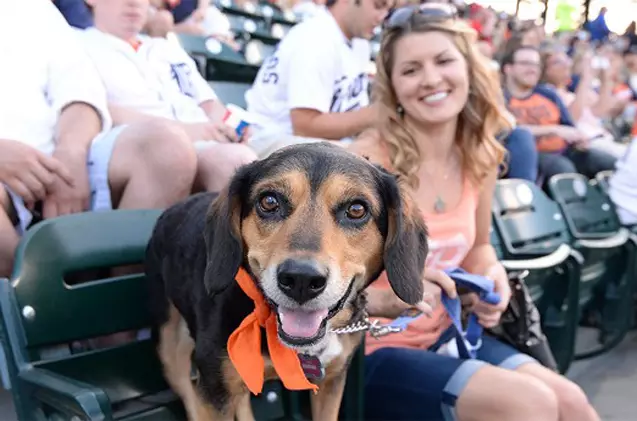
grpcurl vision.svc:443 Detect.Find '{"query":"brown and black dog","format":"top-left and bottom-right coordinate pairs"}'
top-left (145, 142), bottom-right (428, 421)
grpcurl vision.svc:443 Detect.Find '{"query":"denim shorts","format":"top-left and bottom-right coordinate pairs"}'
top-left (364, 332), bottom-right (537, 421)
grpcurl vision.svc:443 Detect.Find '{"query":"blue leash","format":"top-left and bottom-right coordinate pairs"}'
top-left (440, 268), bottom-right (500, 359)
top-left (368, 268), bottom-right (500, 360)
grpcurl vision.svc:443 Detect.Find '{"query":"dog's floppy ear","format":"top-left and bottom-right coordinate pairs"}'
top-left (203, 164), bottom-right (254, 296)
top-left (379, 170), bottom-right (428, 305)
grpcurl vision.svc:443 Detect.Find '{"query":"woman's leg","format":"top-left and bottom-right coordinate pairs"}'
top-left (475, 336), bottom-right (599, 421)
top-left (364, 345), bottom-right (559, 421)
top-left (517, 363), bottom-right (600, 421)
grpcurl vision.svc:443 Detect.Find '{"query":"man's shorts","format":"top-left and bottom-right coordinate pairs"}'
top-left (6, 125), bottom-right (124, 235)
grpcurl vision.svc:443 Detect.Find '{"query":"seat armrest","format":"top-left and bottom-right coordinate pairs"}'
top-left (20, 367), bottom-right (111, 420)
top-left (500, 244), bottom-right (574, 271)
top-left (576, 228), bottom-right (630, 250)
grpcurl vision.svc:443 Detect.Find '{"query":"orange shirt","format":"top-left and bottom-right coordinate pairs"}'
top-left (506, 84), bottom-right (575, 153)
top-left (365, 178), bottom-right (480, 354)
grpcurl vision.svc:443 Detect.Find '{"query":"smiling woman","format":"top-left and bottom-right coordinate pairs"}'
top-left (348, 3), bottom-right (600, 421)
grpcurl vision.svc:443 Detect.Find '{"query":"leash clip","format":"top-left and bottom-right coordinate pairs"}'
top-left (368, 319), bottom-right (403, 338)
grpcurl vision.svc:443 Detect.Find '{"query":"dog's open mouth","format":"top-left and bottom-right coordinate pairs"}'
top-left (275, 278), bottom-right (355, 347)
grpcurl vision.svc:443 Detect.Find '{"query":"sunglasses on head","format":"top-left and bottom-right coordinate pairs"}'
top-left (383, 3), bottom-right (458, 31)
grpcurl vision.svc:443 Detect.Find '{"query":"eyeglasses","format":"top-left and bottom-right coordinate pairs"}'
top-left (383, 3), bottom-right (458, 31)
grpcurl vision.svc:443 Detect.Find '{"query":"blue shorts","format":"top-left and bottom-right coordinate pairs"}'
top-left (364, 333), bottom-right (537, 421)
top-left (5, 125), bottom-right (123, 235)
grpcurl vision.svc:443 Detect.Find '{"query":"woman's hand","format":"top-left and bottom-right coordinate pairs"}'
top-left (466, 263), bottom-right (511, 328)
top-left (367, 268), bottom-right (458, 319)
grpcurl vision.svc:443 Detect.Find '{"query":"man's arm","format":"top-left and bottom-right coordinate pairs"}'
top-left (518, 124), bottom-right (564, 137)
top-left (55, 103), bottom-right (102, 155)
top-left (286, 40), bottom-right (374, 140)
top-left (291, 106), bottom-right (377, 139)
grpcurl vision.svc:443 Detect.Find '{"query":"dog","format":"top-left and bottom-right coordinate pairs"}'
top-left (145, 142), bottom-right (428, 421)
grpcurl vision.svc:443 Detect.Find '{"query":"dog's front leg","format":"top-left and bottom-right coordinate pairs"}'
top-left (194, 344), bottom-right (256, 421)
top-left (310, 372), bottom-right (348, 421)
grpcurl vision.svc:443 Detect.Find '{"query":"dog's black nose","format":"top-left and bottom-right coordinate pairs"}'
top-left (276, 259), bottom-right (328, 305)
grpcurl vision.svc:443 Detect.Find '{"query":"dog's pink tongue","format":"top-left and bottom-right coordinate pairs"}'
top-left (278, 308), bottom-right (329, 338)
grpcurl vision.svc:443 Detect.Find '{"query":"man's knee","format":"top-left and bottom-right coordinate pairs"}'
top-left (111, 120), bottom-right (198, 182)
top-left (539, 153), bottom-right (576, 179)
top-left (197, 143), bottom-right (257, 172)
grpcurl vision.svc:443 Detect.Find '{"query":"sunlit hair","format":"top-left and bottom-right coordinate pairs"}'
top-left (373, 14), bottom-right (511, 189)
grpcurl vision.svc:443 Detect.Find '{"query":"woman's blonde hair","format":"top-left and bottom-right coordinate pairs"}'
top-left (373, 14), bottom-right (511, 189)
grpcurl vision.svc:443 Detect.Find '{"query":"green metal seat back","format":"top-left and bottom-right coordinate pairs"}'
top-left (547, 174), bottom-right (621, 239)
top-left (10, 209), bottom-right (162, 350)
top-left (490, 224), bottom-right (505, 260)
top-left (221, 7), bottom-right (270, 38)
top-left (210, 80), bottom-right (251, 109)
top-left (593, 170), bottom-right (613, 195)
top-left (176, 33), bottom-right (258, 82)
top-left (492, 179), bottom-right (570, 256)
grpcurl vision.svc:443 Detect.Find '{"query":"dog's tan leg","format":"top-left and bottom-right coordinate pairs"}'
top-left (234, 392), bottom-right (256, 421)
top-left (310, 372), bottom-right (348, 421)
top-left (158, 303), bottom-right (219, 421)
top-left (221, 358), bottom-right (256, 421)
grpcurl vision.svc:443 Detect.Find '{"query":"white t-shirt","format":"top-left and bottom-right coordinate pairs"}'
top-left (78, 28), bottom-right (217, 124)
top-left (0, 0), bottom-right (111, 155)
top-left (245, 9), bottom-right (371, 140)
top-left (609, 140), bottom-right (637, 225)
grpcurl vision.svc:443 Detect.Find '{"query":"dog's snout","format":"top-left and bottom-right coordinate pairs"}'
top-left (276, 259), bottom-right (328, 304)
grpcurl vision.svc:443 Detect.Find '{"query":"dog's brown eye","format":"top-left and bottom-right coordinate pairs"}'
top-left (346, 202), bottom-right (367, 219)
top-left (259, 194), bottom-right (279, 213)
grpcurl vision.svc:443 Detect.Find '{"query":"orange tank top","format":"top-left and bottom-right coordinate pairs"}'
top-left (365, 161), bottom-right (480, 354)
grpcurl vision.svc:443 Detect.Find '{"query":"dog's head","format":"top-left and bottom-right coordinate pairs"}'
top-left (204, 142), bottom-right (428, 350)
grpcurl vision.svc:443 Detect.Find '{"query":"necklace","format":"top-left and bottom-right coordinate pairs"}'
top-left (422, 156), bottom-right (456, 214)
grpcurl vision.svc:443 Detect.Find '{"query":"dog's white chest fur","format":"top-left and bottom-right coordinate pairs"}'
top-left (318, 333), bottom-right (343, 366)
top-left (298, 332), bottom-right (343, 367)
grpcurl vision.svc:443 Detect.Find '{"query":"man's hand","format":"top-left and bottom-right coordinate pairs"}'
top-left (554, 126), bottom-right (587, 145)
top-left (182, 121), bottom-right (240, 143)
top-left (42, 147), bottom-right (90, 219)
top-left (0, 139), bottom-right (74, 205)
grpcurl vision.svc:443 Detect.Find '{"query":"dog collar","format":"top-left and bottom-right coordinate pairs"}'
top-left (227, 267), bottom-right (319, 395)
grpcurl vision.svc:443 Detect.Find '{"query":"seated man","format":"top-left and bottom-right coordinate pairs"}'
top-left (0, 0), bottom-right (197, 277)
top-left (81, 0), bottom-right (256, 193)
top-left (502, 44), bottom-right (616, 180)
top-left (245, 0), bottom-right (389, 158)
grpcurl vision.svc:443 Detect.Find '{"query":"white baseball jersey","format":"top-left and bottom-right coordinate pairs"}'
top-left (0, 0), bottom-right (111, 155)
top-left (609, 140), bottom-right (637, 224)
top-left (78, 28), bottom-right (217, 124)
top-left (245, 8), bottom-right (371, 140)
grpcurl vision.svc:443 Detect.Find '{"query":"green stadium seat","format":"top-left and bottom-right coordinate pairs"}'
top-left (176, 33), bottom-right (259, 82)
top-left (547, 173), bottom-right (636, 360)
top-left (491, 179), bottom-right (583, 373)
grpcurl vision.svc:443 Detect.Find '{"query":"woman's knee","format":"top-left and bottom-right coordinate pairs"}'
top-left (553, 379), bottom-right (593, 417)
top-left (457, 365), bottom-right (559, 421)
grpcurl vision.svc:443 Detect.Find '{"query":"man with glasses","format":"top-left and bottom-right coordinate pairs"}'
top-left (502, 45), bottom-right (616, 181)
top-left (245, 0), bottom-right (390, 158)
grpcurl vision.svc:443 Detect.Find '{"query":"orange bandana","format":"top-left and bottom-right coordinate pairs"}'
top-left (227, 268), bottom-right (319, 395)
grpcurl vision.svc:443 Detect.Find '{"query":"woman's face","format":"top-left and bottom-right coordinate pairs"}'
top-left (390, 31), bottom-right (469, 127)
top-left (543, 52), bottom-right (572, 86)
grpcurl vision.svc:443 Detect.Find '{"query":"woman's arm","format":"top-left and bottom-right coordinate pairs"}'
top-left (461, 169), bottom-right (512, 327)
top-left (460, 169), bottom-right (500, 275)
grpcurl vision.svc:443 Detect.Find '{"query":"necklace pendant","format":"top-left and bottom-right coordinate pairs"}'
top-left (434, 196), bottom-right (446, 213)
